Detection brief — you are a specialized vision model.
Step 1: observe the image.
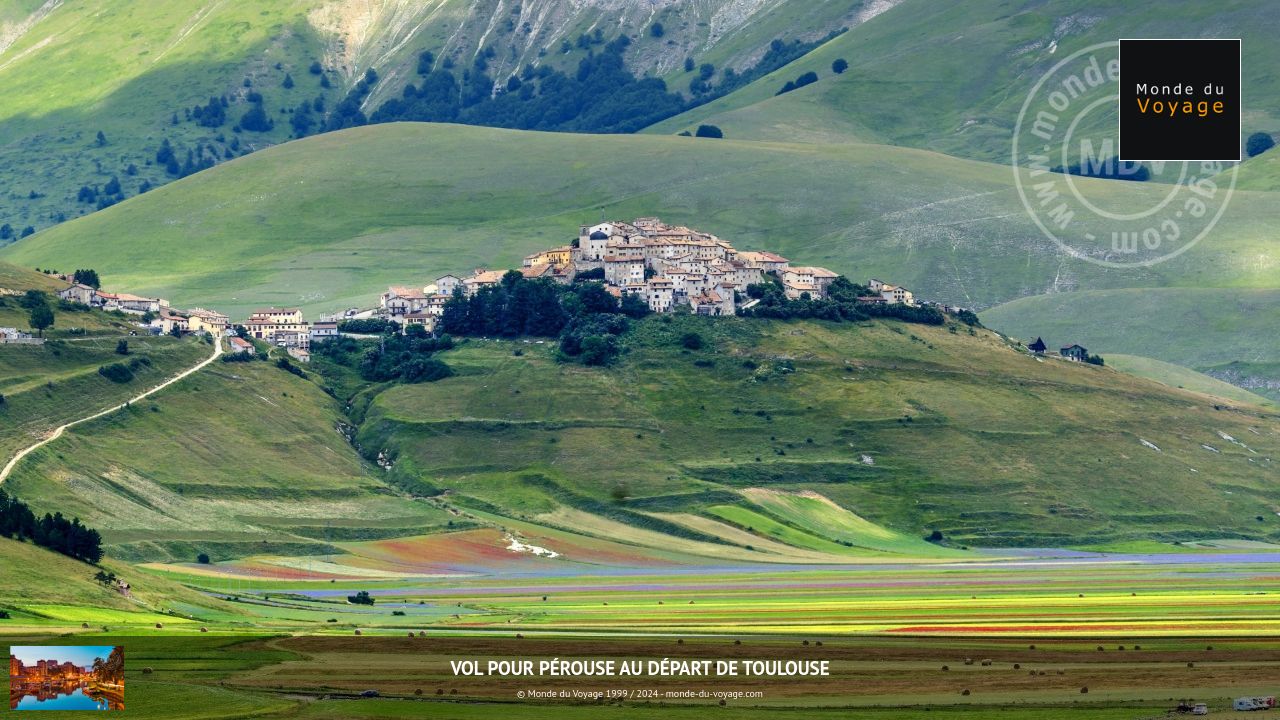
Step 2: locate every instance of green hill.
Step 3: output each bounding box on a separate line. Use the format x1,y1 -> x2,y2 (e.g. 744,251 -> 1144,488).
981,288 -> 1280,386
0,261 -> 210,460
1105,354 -> 1274,408
9,313 -> 1279,556
0,535 -> 234,624
4,123 -> 1280,322
648,0 -> 1280,160
3,357 -> 449,563
0,0 -> 861,238
353,315 -> 1280,547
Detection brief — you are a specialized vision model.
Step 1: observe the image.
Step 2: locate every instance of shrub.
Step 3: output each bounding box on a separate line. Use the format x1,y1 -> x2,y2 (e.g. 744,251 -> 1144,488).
97,363 -> 134,383
115,339 -> 129,355
832,58 -> 849,74
680,332 -> 704,350
1246,131 -> 1275,157
695,124 -> 723,139
348,590 -> 375,605
197,552 -> 210,564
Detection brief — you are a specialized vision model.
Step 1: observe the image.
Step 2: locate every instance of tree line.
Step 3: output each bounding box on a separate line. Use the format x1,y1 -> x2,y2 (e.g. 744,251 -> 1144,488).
439,271 -> 646,365
740,276 -> 950,326
0,490 -> 104,564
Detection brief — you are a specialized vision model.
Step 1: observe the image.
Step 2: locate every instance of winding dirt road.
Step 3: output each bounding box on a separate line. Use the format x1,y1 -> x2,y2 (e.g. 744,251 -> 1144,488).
0,337 -> 222,484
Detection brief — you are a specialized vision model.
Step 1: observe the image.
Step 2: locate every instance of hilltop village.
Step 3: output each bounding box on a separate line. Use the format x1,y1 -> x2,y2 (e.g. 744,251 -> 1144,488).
24,219 -> 1079,366
376,217 -> 922,330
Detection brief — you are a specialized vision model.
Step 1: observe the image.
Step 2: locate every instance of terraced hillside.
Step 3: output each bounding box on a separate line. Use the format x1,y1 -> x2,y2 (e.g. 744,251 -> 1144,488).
0,262 -> 210,459
3,358 -> 449,563
8,313 -> 1278,558
352,315 -> 1280,547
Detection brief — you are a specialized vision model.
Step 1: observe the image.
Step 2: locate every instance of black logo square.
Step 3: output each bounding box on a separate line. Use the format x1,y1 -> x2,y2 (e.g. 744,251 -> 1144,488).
1119,39 -> 1240,161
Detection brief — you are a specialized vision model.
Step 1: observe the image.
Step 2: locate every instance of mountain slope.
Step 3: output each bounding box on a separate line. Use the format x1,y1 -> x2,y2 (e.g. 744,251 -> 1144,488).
4,122 -> 1279,321
11,313 -> 1280,552
0,0 -> 864,237
648,0 -> 1280,160
356,315 -> 1280,546
4,358 -> 449,562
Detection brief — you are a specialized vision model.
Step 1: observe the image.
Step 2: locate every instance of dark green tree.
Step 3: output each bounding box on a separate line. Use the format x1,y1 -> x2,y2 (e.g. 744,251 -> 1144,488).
1246,131 -> 1275,157
832,58 -> 848,74
29,304 -> 54,336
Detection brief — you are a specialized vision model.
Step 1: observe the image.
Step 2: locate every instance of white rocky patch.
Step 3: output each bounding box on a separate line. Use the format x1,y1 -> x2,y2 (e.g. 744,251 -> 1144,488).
860,454 -> 875,466
505,534 -> 560,559
1140,439 -> 1161,452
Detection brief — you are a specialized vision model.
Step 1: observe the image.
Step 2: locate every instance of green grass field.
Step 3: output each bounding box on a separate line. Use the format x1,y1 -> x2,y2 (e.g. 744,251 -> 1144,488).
3,357 -> 447,562
1104,354 -> 1273,407
981,288 -> 1280,384
647,0 -> 1280,161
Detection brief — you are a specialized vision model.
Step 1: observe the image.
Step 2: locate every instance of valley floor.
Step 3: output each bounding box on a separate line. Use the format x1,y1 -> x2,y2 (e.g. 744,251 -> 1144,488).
5,537 -> 1280,718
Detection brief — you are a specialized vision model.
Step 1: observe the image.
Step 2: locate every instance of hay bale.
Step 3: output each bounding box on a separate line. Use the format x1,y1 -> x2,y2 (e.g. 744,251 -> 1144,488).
676,638 -> 683,645
436,688 -> 444,695
200,627 -> 208,633
815,641 -> 823,647
142,667 -> 154,675
1205,645 -> 1213,651
1117,645 -> 1125,651
733,639 -> 741,645
354,629 -> 362,635
1187,662 -> 1195,668
418,631 -> 426,637
963,658 -> 974,665
941,665 -> 950,671
1080,686 -> 1088,694
407,632 -> 415,637
802,640 -> 810,646
516,633 -> 524,639
81,622 -> 89,629
1096,646 -> 1104,651
155,623 -> 164,629
414,689 -> 422,696
1013,663 -> 1021,670
1134,644 -> 1141,650
961,689 -> 970,696
1028,644 -> 1036,650
980,659 -> 992,666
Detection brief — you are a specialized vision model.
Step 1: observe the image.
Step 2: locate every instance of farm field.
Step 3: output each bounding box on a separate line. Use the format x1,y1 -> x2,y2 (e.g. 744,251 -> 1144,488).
6,555 -> 1280,718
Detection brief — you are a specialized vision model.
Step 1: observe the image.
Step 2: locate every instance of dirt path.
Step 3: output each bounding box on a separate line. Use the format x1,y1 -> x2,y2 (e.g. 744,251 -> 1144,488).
0,337 -> 222,484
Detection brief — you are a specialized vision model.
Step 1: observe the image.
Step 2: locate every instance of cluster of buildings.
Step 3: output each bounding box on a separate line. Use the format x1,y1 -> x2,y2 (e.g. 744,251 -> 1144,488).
40,218 -> 934,353
1028,337 -> 1090,361
9,655 -> 87,682
55,280 -> 327,362
377,218 -> 907,331
56,282 -> 232,338
0,326 -> 42,345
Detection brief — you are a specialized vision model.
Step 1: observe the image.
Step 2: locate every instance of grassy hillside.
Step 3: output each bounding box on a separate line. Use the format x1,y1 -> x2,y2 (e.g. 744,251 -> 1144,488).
648,0 -> 1280,160
3,358 -> 447,563
0,535 -> 235,624
355,315 -> 1280,547
0,0 -> 860,238
5,123 -> 1280,321
1106,354 -> 1274,407
0,261 -> 210,459
981,288 -> 1280,383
